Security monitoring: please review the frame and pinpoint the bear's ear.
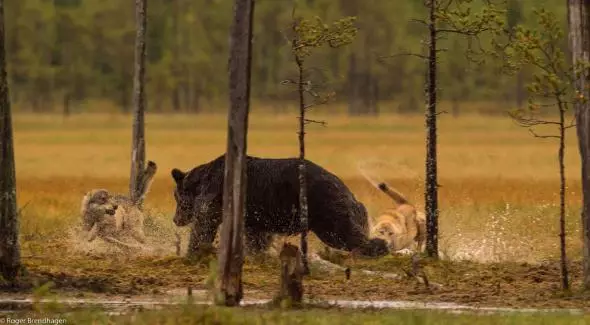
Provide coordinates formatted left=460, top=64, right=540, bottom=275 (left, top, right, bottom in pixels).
left=171, top=168, right=186, bottom=184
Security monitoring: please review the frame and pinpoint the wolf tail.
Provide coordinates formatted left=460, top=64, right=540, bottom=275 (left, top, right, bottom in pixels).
left=376, top=182, right=409, bottom=206
left=135, top=160, right=157, bottom=206
left=357, top=162, right=409, bottom=206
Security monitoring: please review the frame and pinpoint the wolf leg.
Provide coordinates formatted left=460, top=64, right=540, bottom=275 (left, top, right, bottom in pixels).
left=87, top=223, right=99, bottom=242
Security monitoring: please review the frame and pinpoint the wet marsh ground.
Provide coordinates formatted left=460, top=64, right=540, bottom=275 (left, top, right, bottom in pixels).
left=3, top=112, right=590, bottom=320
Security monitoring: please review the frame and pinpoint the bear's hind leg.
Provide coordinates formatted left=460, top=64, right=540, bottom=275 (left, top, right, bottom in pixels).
left=245, top=230, right=273, bottom=255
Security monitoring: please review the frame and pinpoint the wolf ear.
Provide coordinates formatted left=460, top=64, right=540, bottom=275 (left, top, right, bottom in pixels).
left=171, top=168, right=186, bottom=184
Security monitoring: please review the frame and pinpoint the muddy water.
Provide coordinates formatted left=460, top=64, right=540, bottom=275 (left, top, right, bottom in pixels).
left=0, top=290, right=584, bottom=316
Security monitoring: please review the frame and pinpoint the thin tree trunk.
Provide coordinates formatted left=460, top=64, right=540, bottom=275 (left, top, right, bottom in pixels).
left=215, top=0, right=254, bottom=307
left=347, top=53, right=360, bottom=116
left=451, top=96, right=460, bottom=118
left=558, top=104, right=569, bottom=290
left=568, top=0, right=590, bottom=290
left=172, top=0, right=181, bottom=112
left=63, top=92, right=70, bottom=118
left=516, top=70, right=525, bottom=109
left=425, top=0, right=439, bottom=258
left=0, top=0, right=20, bottom=281
left=371, top=80, right=379, bottom=116
left=296, top=55, right=310, bottom=275
left=129, top=0, right=147, bottom=206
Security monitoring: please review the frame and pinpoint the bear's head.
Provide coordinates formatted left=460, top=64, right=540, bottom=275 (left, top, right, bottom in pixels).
left=171, top=158, right=224, bottom=227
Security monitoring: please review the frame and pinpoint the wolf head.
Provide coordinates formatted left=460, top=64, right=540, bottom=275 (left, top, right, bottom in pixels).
left=80, top=189, right=118, bottom=231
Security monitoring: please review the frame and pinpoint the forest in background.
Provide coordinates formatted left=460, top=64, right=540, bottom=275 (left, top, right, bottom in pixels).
left=5, top=0, right=568, bottom=115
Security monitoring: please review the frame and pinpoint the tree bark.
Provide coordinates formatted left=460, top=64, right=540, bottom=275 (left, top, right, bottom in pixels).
left=215, top=0, right=254, bottom=307
left=516, top=70, right=525, bottom=109
left=296, top=54, right=310, bottom=275
left=558, top=104, right=569, bottom=290
left=0, top=0, right=20, bottom=281
left=347, top=53, right=361, bottom=116
left=62, top=92, right=70, bottom=118
left=568, top=0, right=590, bottom=290
left=129, top=0, right=147, bottom=206
left=425, top=0, right=439, bottom=258
left=171, top=0, right=181, bottom=112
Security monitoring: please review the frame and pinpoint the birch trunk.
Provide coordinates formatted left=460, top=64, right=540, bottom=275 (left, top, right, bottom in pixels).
left=129, top=0, right=147, bottom=206
left=215, top=0, right=254, bottom=307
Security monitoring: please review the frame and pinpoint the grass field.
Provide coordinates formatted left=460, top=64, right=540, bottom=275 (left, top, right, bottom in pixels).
left=5, top=112, right=590, bottom=315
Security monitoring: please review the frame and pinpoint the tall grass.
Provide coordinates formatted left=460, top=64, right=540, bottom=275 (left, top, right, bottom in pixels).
left=13, top=113, right=583, bottom=263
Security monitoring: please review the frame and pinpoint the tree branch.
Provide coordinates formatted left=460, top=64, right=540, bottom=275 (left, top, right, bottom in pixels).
left=529, top=128, right=559, bottom=139
left=303, top=118, right=327, bottom=126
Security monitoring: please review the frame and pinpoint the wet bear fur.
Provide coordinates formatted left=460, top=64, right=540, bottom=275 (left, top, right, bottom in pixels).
left=171, top=154, right=388, bottom=257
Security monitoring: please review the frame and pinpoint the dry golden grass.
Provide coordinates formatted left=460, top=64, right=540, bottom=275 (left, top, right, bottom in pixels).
left=6, top=112, right=590, bottom=310
left=13, top=112, right=583, bottom=262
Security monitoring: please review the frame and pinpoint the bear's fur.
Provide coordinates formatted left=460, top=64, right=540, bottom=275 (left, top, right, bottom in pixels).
left=171, top=155, right=388, bottom=257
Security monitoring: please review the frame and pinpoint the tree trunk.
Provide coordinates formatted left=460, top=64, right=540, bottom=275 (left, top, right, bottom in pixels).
left=62, top=92, right=70, bottom=118
left=568, top=0, right=590, bottom=290
left=558, top=104, right=569, bottom=290
left=129, top=0, right=147, bottom=206
left=0, top=0, right=20, bottom=281
left=171, top=0, right=181, bottom=112
left=215, top=0, right=254, bottom=307
left=347, top=53, right=361, bottom=116
left=516, top=70, right=525, bottom=109
left=296, top=55, right=310, bottom=275
left=370, top=80, right=379, bottom=116
left=451, top=96, right=460, bottom=118
left=425, top=0, right=439, bottom=258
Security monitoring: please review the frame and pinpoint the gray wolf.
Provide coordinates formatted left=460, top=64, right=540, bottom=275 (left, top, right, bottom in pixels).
left=80, top=161, right=157, bottom=249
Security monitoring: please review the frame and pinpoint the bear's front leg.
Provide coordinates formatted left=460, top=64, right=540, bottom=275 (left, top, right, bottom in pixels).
left=187, top=221, right=218, bottom=257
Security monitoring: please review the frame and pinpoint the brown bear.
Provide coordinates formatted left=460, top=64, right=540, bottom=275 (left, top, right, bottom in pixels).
left=171, top=154, right=388, bottom=257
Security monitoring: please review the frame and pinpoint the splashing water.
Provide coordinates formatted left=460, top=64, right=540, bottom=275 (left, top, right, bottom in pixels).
left=66, top=210, right=191, bottom=258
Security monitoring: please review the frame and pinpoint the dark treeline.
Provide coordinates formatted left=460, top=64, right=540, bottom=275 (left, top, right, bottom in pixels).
left=5, top=0, right=566, bottom=115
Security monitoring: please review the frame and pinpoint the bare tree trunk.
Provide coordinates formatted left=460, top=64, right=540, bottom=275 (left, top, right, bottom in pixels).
left=296, top=55, right=310, bottom=275
left=215, top=0, right=254, bottom=307
left=62, top=92, right=70, bottom=118
left=568, top=0, right=590, bottom=290
left=558, top=104, right=569, bottom=290
left=347, top=53, right=361, bottom=116
left=425, top=0, right=439, bottom=258
left=516, top=70, right=525, bottom=109
left=129, top=0, right=147, bottom=206
left=172, top=0, right=181, bottom=112
left=451, top=96, right=460, bottom=118
left=0, top=0, right=20, bottom=281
